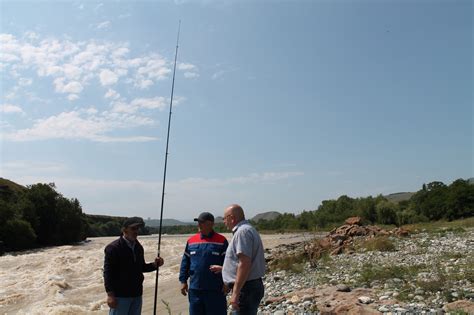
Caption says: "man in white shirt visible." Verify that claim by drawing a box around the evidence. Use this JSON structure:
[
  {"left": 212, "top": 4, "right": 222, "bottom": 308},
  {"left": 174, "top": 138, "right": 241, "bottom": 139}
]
[{"left": 222, "top": 204, "right": 265, "bottom": 315}]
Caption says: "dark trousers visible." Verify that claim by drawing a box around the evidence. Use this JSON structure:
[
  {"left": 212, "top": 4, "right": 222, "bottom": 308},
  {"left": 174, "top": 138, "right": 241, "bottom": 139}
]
[
  {"left": 232, "top": 278, "right": 264, "bottom": 315},
  {"left": 188, "top": 289, "right": 227, "bottom": 315}
]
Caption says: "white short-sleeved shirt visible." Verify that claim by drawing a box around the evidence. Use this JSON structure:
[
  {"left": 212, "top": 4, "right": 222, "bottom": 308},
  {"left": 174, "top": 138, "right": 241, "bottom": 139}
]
[{"left": 222, "top": 220, "right": 266, "bottom": 284}]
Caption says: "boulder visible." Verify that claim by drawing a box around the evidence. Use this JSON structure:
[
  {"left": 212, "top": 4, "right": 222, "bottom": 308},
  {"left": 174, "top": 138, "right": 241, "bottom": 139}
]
[
  {"left": 443, "top": 300, "right": 474, "bottom": 314},
  {"left": 345, "top": 217, "right": 362, "bottom": 225}
]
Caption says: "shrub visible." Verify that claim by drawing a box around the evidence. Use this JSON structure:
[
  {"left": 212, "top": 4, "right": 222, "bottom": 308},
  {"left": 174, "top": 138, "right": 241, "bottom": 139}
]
[
  {"left": 1, "top": 219, "right": 37, "bottom": 250},
  {"left": 376, "top": 201, "right": 398, "bottom": 225}
]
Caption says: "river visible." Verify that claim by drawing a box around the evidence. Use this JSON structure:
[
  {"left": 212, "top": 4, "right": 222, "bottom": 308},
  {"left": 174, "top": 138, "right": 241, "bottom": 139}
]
[{"left": 0, "top": 233, "right": 311, "bottom": 315}]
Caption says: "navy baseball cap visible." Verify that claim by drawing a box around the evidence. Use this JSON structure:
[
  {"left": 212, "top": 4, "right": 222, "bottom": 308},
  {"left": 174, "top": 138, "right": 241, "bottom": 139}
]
[{"left": 194, "top": 212, "right": 214, "bottom": 223}]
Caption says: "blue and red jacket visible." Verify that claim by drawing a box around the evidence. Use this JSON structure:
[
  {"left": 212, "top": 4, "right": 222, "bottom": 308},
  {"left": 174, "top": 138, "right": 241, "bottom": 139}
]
[{"left": 179, "top": 231, "right": 228, "bottom": 291}]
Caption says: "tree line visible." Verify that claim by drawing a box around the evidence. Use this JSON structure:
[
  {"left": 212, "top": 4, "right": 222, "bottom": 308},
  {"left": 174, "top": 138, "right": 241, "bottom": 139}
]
[
  {"left": 0, "top": 180, "right": 151, "bottom": 252},
  {"left": 1, "top": 177, "right": 472, "bottom": 251},
  {"left": 0, "top": 182, "right": 86, "bottom": 251},
  {"left": 252, "top": 179, "right": 474, "bottom": 231}
]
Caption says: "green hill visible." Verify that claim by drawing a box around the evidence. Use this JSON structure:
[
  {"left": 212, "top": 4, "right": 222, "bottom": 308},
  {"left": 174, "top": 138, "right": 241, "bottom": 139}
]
[
  {"left": 384, "top": 192, "right": 415, "bottom": 203},
  {"left": 251, "top": 211, "right": 282, "bottom": 222},
  {"left": 0, "top": 177, "right": 26, "bottom": 194}
]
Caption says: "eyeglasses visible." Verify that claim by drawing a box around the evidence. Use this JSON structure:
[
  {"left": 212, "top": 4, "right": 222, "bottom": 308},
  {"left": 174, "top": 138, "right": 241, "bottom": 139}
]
[
  {"left": 223, "top": 214, "right": 233, "bottom": 220},
  {"left": 129, "top": 226, "right": 140, "bottom": 231}
]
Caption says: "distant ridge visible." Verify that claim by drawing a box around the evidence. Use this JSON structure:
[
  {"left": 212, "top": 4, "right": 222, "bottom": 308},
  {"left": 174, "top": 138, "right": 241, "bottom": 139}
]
[
  {"left": 251, "top": 211, "right": 282, "bottom": 222},
  {"left": 384, "top": 192, "right": 415, "bottom": 203},
  {"left": 0, "top": 177, "right": 26, "bottom": 193}
]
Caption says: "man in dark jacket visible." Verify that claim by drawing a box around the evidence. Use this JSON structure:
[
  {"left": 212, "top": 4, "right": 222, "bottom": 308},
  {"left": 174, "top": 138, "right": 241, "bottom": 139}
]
[
  {"left": 179, "top": 212, "right": 228, "bottom": 315},
  {"left": 104, "top": 217, "right": 164, "bottom": 315}
]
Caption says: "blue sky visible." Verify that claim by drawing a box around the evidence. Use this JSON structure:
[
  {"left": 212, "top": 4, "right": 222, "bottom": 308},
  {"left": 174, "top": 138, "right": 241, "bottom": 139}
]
[{"left": 0, "top": 0, "right": 472, "bottom": 220}]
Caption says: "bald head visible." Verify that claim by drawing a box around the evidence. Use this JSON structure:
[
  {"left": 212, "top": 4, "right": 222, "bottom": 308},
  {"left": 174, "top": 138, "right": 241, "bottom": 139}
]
[{"left": 223, "top": 204, "right": 246, "bottom": 229}]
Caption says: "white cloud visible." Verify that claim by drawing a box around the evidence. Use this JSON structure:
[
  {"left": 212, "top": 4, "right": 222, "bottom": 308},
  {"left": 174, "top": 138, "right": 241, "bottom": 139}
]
[
  {"left": 96, "top": 21, "right": 111, "bottom": 30},
  {"left": 0, "top": 32, "right": 197, "bottom": 142},
  {"left": 178, "top": 62, "right": 196, "bottom": 71},
  {"left": 138, "top": 58, "right": 169, "bottom": 79},
  {"left": 67, "top": 94, "right": 79, "bottom": 101},
  {"left": 113, "top": 47, "right": 129, "bottom": 57},
  {"left": 134, "top": 79, "right": 154, "bottom": 89},
  {"left": 0, "top": 52, "right": 20, "bottom": 62},
  {"left": 85, "top": 107, "right": 98, "bottom": 115},
  {"left": 173, "top": 96, "right": 186, "bottom": 106},
  {"left": 24, "top": 31, "right": 39, "bottom": 40},
  {"left": 63, "top": 82, "right": 83, "bottom": 93},
  {"left": 184, "top": 72, "right": 199, "bottom": 79},
  {"left": 99, "top": 69, "right": 118, "bottom": 86},
  {"left": 112, "top": 97, "right": 168, "bottom": 113},
  {"left": 3, "top": 110, "right": 157, "bottom": 142},
  {"left": 133, "top": 56, "right": 171, "bottom": 89},
  {"left": 0, "top": 104, "right": 24, "bottom": 114},
  {"left": 54, "top": 78, "right": 83, "bottom": 94},
  {"left": 63, "top": 64, "right": 82, "bottom": 80},
  {"left": 0, "top": 33, "right": 192, "bottom": 96},
  {"left": 131, "top": 97, "right": 167, "bottom": 110},
  {"left": 0, "top": 34, "right": 15, "bottom": 42},
  {"left": 105, "top": 89, "right": 120, "bottom": 100},
  {"left": 110, "top": 101, "right": 134, "bottom": 113}
]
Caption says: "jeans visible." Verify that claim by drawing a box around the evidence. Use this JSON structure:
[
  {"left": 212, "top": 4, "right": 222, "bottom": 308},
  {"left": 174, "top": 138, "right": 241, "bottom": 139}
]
[
  {"left": 109, "top": 296, "right": 142, "bottom": 315},
  {"left": 231, "top": 278, "right": 264, "bottom": 315},
  {"left": 188, "top": 289, "right": 227, "bottom": 315}
]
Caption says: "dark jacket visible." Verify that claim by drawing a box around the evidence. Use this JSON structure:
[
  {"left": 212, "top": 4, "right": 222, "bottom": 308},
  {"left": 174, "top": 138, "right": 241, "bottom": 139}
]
[
  {"left": 179, "top": 231, "right": 228, "bottom": 291},
  {"left": 103, "top": 236, "right": 156, "bottom": 297}
]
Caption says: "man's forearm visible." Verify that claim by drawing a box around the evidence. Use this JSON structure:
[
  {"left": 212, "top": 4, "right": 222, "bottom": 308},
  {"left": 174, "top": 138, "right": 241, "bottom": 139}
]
[{"left": 232, "top": 255, "right": 252, "bottom": 296}]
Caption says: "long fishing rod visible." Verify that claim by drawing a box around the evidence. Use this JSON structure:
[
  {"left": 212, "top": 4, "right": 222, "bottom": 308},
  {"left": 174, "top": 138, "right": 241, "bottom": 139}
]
[{"left": 153, "top": 20, "right": 181, "bottom": 315}]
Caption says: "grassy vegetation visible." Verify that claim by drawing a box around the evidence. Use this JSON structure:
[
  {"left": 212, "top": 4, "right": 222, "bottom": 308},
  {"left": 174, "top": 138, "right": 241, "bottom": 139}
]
[
  {"left": 359, "top": 236, "right": 396, "bottom": 252},
  {"left": 416, "top": 277, "right": 446, "bottom": 293},
  {"left": 319, "top": 251, "right": 333, "bottom": 264},
  {"left": 271, "top": 253, "right": 306, "bottom": 273},
  {"left": 357, "top": 264, "right": 425, "bottom": 285},
  {"left": 403, "top": 217, "right": 474, "bottom": 234}
]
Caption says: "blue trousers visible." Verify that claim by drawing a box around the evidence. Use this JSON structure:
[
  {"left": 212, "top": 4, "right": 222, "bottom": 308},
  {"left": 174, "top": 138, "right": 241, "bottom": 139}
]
[
  {"left": 109, "top": 296, "right": 142, "bottom": 315},
  {"left": 231, "top": 278, "right": 264, "bottom": 315},
  {"left": 188, "top": 289, "right": 227, "bottom": 315}
]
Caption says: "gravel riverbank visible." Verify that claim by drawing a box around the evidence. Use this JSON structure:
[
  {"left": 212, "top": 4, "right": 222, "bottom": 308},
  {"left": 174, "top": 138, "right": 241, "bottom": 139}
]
[{"left": 259, "top": 227, "right": 474, "bottom": 314}]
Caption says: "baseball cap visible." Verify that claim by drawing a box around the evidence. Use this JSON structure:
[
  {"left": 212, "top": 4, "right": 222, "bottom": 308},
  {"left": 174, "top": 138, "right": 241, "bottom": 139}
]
[
  {"left": 123, "top": 216, "right": 145, "bottom": 228},
  {"left": 193, "top": 212, "right": 214, "bottom": 223}
]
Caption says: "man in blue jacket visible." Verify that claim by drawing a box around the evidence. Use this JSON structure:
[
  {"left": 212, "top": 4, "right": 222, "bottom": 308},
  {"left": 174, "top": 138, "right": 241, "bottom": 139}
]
[
  {"left": 104, "top": 217, "right": 164, "bottom": 315},
  {"left": 179, "top": 212, "right": 228, "bottom": 315}
]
